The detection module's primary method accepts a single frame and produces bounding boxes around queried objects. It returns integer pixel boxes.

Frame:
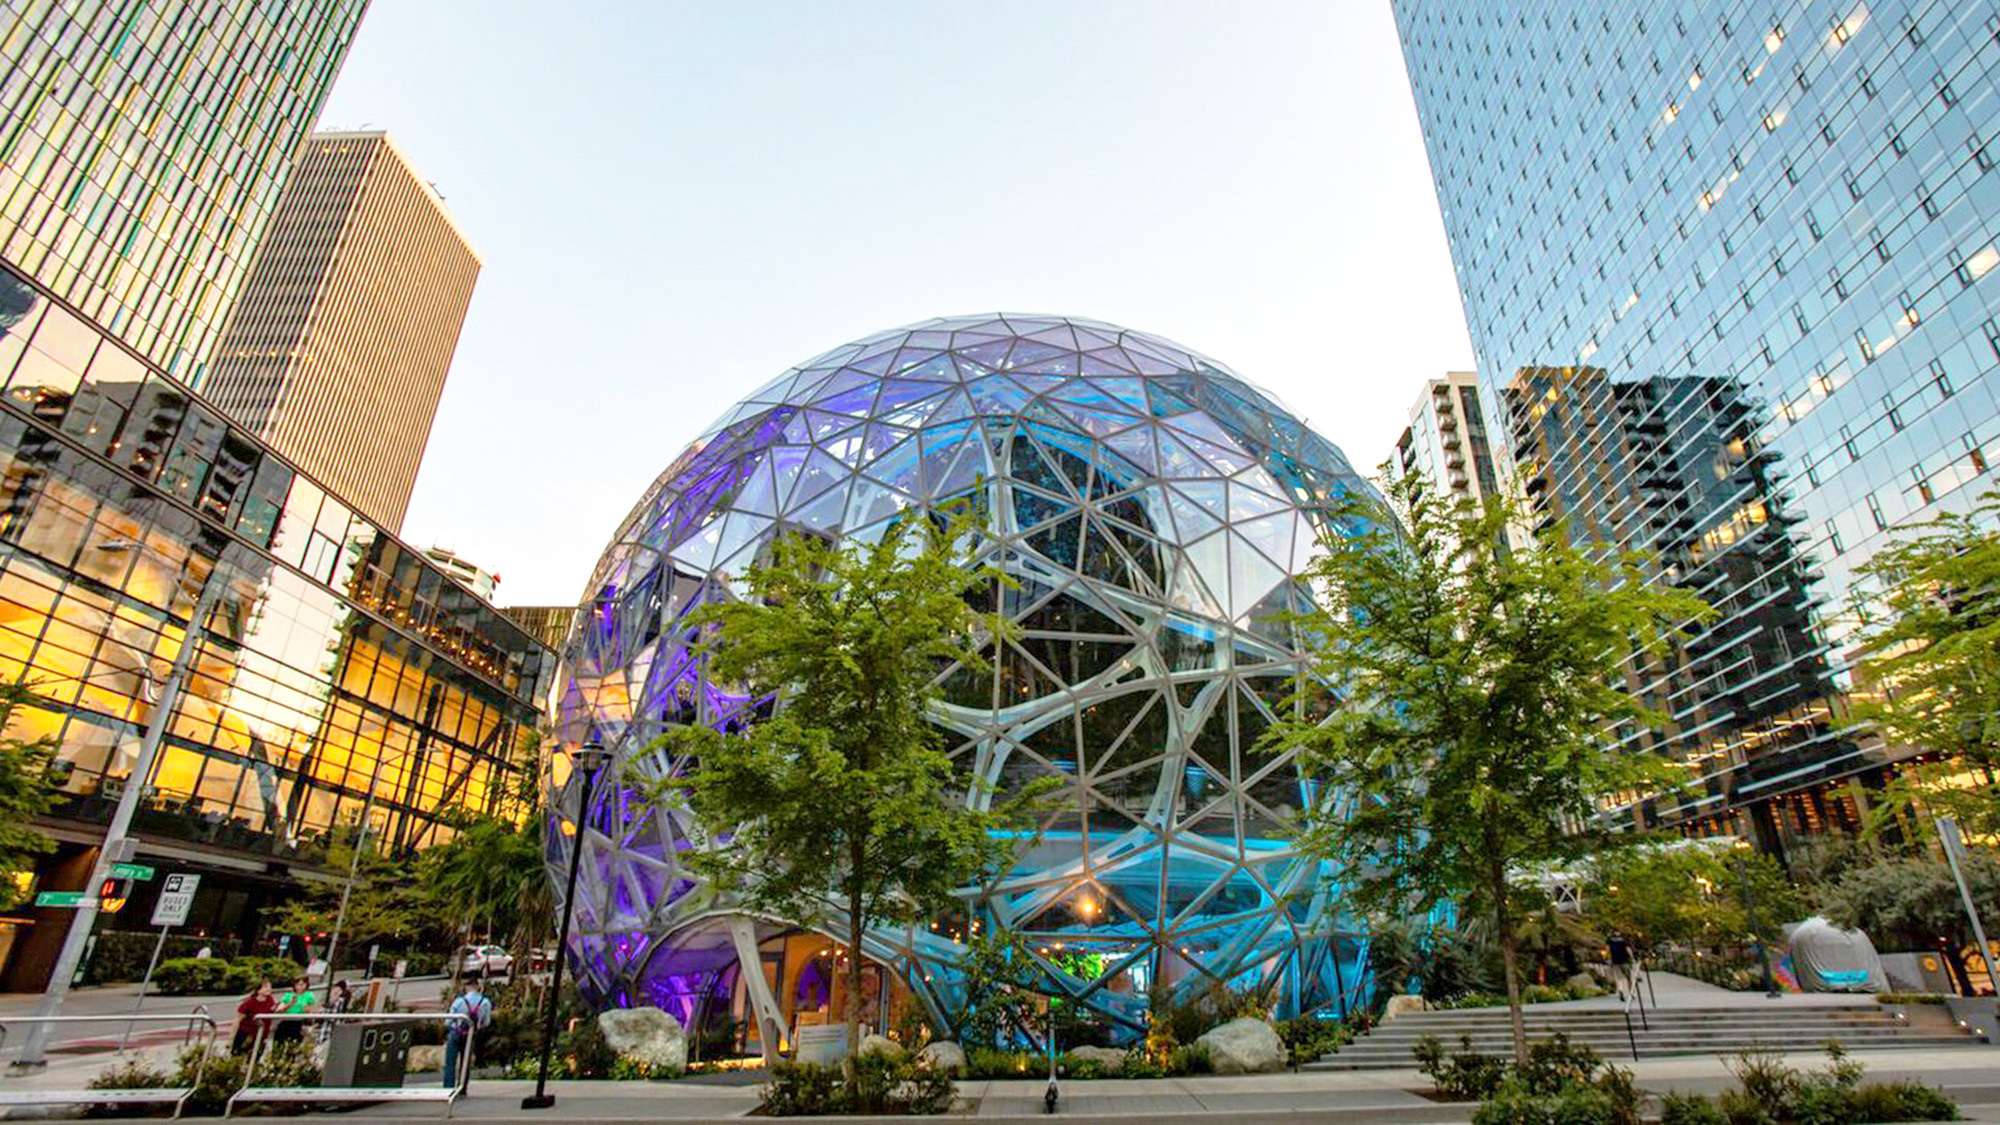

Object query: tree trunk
[846,890,866,1069]
[1492,857,1527,1065]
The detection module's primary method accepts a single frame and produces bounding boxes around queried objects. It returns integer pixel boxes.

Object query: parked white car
[457,944,513,977]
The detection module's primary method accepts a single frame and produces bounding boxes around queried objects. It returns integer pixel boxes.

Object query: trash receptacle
[322,1021,414,1087]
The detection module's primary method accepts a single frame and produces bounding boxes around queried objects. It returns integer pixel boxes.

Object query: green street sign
[34,891,85,908]
[110,863,155,881]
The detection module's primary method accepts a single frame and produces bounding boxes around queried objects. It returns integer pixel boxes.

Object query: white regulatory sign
[150,872,200,927]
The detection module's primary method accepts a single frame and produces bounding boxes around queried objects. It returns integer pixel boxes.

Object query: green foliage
[264,819,417,955]
[1414,1034,1510,1100]
[1279,474,1709,1061]
[1656,1046,1965,1125]
[946,930,1043,1048]
[1417,1033,1615,1106]
[645,514,1052,1051]
[84,933,241,985]
[1148,979,1267,1046]
[0,684,59,909]
[1437,981,1607,1010]
[1850,490,2000,837]
[1818,849,2000,950]
[760,1056,955,1116]
[87,1042,319,1117]
[1659,1092,1730,1125]
[1366,918,1499,1004]
[152,958,244,995]
[1471,1078,1634,1125]
[1588,843,1802,949]
[1276,1015,1352,1064]
[415,811,549,953]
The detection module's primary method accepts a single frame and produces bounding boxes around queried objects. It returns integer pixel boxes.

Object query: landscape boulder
[406,1044,445,1073]
[857,1032,905,1060]
[598,1006,687,1072]
[1066,1044,1125,1074]
[1383,994,1430,1019]
[1194,1017,1286,1075]
[917,1040,966,1071]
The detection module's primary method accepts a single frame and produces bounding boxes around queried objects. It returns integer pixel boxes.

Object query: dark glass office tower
[1394,2,2000,849]
[0,1,367,382]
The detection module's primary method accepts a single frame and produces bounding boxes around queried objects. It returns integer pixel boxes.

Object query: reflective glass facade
[1394,1,2000,844]
[0,263,550,987]
[0,0,366,382]
[557,315,1378,1039]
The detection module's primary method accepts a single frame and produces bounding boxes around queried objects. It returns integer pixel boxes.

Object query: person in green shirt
[274,975,316,1043]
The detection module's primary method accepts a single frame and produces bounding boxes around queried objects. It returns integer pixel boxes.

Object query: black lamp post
[522,740,611,1111]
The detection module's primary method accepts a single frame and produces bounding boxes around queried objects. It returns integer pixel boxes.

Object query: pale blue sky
[319,0,1473,605]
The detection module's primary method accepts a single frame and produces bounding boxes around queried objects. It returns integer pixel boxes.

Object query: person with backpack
[443,973,493,1090]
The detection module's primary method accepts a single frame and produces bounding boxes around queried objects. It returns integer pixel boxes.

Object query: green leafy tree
[417,812,549,954]
[1588,843,1801,950]
[644,513,1048,1057]
[268,821,418,956]
[0,684,58,910]
[1818,851,2000,965]
[1274,474,1710,1062]
[1851,491,2000,837]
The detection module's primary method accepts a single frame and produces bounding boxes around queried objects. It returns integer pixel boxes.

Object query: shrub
[1659,1091,1728,1125]
[760,1056,954,1116]
[1120,1049,1166,1079]
[1167,1043,1211,1075]
[763,1061,845,1117]
[1875,992,1948,1005]
[151,958,235,996]
[86,1041,319,1117]
[1414,1033,1510,1100]
[1277,1015,1351,1064]
[963,1046,1033,1079]
[1518,1034,1600,1095]
[1471,1078,1624,1125]
[556,1015,618,1080]
[1849,1080,1957,1122]
[1062,1054,1106,1079]
[84,932,241,985]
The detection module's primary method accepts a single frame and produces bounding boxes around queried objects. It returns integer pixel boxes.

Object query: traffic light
[97,876,130,913]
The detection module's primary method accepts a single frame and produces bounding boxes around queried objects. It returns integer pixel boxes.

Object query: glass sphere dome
[552,314,1376,1041]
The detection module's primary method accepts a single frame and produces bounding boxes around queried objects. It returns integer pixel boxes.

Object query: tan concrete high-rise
[206,130,477,532]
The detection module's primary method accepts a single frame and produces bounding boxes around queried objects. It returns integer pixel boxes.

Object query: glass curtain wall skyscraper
[0,0,367,383]
[1393,1,2000,849]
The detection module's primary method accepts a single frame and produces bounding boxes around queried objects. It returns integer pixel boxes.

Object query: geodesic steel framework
[550,314,1379,1040]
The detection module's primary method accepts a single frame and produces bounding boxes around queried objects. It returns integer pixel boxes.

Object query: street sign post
[150,874,199,927]
[32,891,85,908]
[121,873,202,1050]
[111,863,155,881]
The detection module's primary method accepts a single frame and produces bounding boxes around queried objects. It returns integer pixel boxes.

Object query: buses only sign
[150,873,200,927]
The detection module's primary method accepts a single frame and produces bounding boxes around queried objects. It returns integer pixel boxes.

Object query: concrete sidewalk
[190,1044,2000,1124]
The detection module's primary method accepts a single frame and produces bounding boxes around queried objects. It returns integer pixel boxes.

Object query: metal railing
[1618,959,1652,1060]
[228,1010,473,1119]
[0,1012,219,1119]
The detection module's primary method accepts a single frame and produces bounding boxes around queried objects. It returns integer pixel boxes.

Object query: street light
[522,740,612,1111]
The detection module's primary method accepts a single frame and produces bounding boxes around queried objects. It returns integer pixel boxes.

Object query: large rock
[1194,1017,1286,1075]
[598,1006,687,1072]
[1565,971,1602,993]
[1065,1045,1124,1075]
[917,1040,966,1071]
[857,1033,905,1060]
[1383,994,1430,1019]
[406,1044,446,1073]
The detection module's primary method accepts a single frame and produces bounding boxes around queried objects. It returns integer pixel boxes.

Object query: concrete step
[1296,1032,1984,1056]
[1310,1001,1980,1070]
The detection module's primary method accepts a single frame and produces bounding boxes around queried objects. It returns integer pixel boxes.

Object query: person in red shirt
[232,980,278,1054]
